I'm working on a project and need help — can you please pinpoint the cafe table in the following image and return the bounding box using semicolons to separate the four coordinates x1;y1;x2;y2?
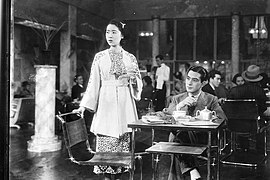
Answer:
128;118;225;180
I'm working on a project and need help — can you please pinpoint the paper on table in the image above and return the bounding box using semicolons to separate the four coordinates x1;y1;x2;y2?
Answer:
141;116;165;124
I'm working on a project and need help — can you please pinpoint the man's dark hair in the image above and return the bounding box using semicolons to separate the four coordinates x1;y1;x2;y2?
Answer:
74;74;83;82
208;69;221;80
155;54;164;60
187;66;208;82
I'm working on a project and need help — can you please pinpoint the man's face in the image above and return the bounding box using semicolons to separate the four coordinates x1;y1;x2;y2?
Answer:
185;70;204;95
156;57;161;66
76;76;84;85
210;74;221;88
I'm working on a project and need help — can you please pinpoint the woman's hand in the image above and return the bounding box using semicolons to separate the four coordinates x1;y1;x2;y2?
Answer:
72;106;85;117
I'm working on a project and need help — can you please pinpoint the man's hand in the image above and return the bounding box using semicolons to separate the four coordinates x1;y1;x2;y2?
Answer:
176;96;197;110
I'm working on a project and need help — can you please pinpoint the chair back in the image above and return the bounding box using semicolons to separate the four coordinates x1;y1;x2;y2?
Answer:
65;118;88;147
222;99;260;133
56;113;92;160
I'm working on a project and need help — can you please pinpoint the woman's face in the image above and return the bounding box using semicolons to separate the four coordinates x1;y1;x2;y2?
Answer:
236;76;245;85
106;24;122;47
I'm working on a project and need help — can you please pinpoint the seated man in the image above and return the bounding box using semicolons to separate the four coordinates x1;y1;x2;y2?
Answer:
202;69;228;104
228;64;268;152
71;74;85;101
165;66;227;180
15;81;33;98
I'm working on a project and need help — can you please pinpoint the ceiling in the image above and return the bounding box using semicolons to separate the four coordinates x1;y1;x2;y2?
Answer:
14;0;270;38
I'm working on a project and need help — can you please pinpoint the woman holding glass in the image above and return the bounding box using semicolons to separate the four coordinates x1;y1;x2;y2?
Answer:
74;19;142;180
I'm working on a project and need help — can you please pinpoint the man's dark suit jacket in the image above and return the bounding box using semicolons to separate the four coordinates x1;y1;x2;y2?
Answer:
71;84;85;100
229;83;267;115
202;83;216;96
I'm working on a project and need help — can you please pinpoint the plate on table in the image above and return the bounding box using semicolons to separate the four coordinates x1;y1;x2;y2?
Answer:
141;115;165;124
174;115;192;122
181;117;219;126
194;116;218;122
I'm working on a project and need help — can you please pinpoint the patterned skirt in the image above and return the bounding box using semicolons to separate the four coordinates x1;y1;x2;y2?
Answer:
93;133;130;175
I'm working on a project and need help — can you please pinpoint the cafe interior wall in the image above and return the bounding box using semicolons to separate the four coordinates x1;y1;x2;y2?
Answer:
12;0;270;92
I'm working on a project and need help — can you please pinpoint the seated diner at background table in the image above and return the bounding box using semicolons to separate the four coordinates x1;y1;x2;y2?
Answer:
202;69;228;104
228;64;268;152
162;66;227;180
231;73;245;87
136;75;154;118
14;81;34;98
71;74;86;102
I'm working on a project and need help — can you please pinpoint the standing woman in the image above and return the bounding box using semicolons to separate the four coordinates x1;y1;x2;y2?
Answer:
74;19;143;180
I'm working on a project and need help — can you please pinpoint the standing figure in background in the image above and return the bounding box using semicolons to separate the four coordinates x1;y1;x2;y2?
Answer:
202;69;228;103
232;73;245;87
71;74;85;101
73;19;143;180
153;54;170;111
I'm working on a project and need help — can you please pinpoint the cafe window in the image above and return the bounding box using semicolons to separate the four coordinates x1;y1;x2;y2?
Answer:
217;17;231;60
240;15;270;61
196;18;214;60
176;19;193;60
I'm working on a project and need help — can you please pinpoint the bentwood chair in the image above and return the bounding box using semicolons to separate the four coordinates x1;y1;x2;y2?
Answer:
56;112;136;180
221;99;269;167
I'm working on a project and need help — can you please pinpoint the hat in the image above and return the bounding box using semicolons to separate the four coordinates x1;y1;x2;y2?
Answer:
242;65;263;82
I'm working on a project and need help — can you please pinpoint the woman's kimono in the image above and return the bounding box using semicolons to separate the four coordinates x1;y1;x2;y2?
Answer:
80;48;143;138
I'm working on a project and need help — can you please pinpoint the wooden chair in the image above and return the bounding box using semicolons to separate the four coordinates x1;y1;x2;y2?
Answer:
56;112;135;180
220;99;269;167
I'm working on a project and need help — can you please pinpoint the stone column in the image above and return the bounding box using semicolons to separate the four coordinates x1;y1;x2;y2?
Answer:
27;65;61;152
152;15;160;67
60;5;77;94
231;12;240;76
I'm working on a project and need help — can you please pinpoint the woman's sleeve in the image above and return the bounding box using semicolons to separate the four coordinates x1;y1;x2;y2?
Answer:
129;54;143;101
80;53;101;112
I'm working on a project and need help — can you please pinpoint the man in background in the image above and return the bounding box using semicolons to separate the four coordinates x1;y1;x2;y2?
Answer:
229;64;268;152
153;54;170;111
202;69;228;103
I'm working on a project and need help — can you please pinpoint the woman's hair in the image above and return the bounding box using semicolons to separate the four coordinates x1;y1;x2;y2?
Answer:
142;76;152;85
187;66;208;82
232;73;242;84
173;71;183;80
107;18;126;36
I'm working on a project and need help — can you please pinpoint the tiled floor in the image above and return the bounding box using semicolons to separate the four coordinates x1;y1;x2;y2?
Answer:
9;125;270;180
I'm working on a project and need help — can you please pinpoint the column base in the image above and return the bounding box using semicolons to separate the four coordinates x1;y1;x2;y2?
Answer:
27;135;62;152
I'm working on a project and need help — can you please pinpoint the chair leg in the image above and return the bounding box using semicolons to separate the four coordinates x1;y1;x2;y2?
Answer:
264;130;267;157
153;154;160;180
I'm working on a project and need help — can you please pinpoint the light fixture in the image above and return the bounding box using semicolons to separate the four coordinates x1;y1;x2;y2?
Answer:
203;61;208;64
138;31;153;37
195;61;200;64
249;16;268;39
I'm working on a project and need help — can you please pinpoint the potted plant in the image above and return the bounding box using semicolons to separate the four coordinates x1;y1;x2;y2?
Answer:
26;17;67;64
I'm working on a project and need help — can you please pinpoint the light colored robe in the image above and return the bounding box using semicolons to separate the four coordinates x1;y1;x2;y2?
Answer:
80;49;143;138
